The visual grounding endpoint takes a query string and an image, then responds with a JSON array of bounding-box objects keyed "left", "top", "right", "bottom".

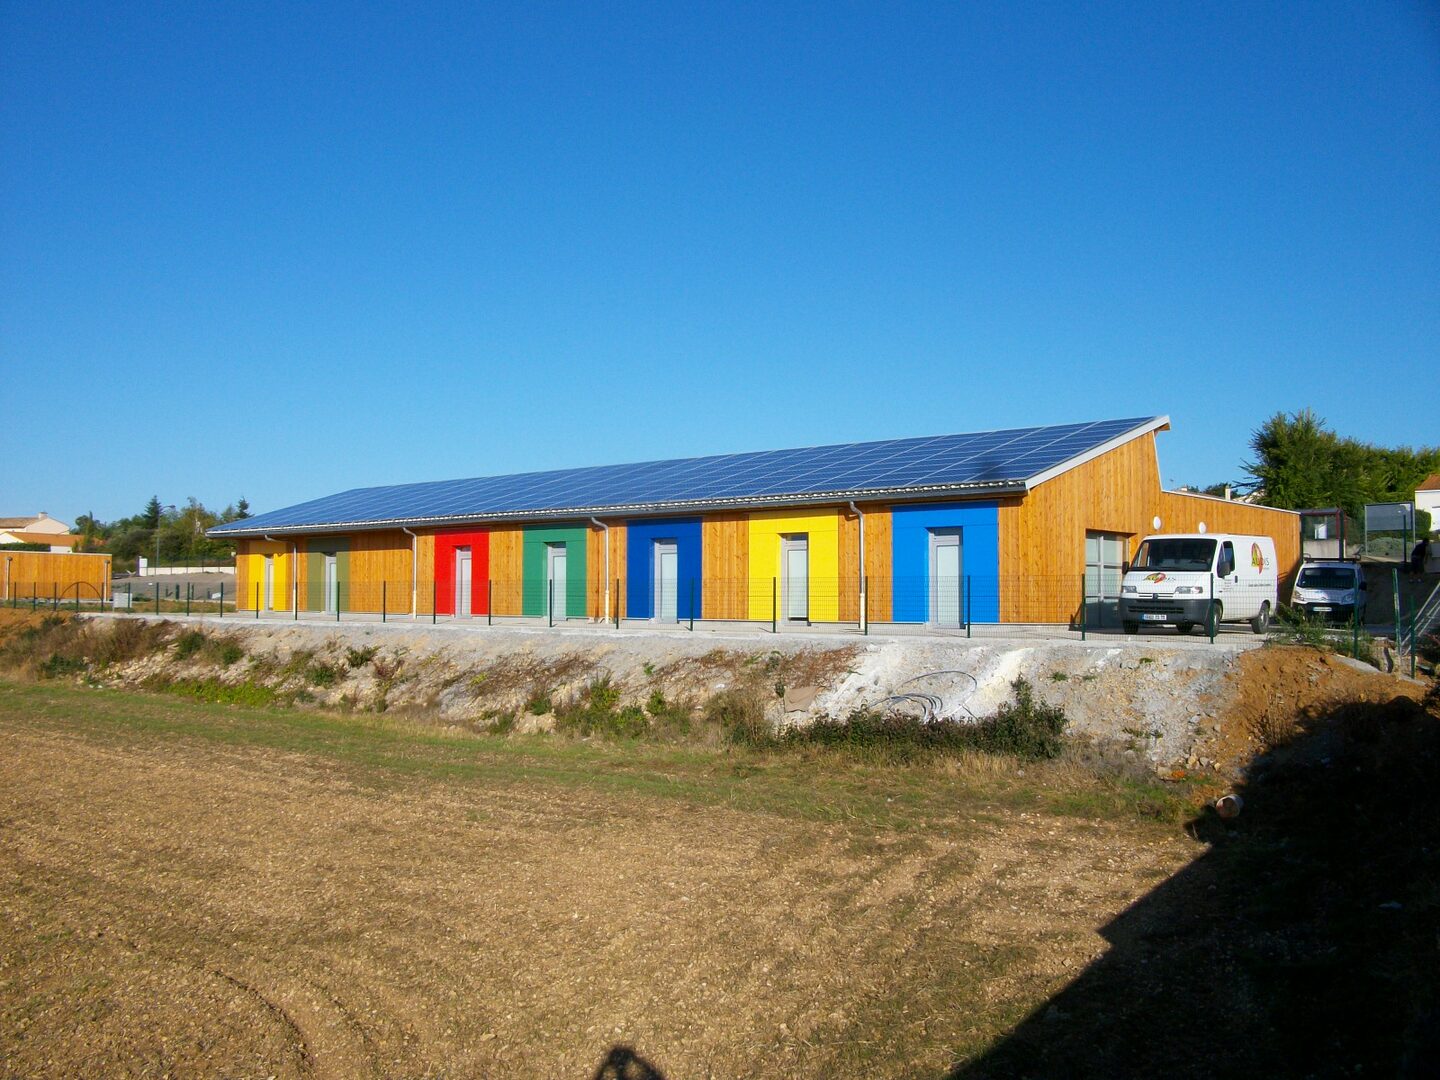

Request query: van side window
[{"left": 1219, "top": 541, "right": 1235, "bottom": 576}]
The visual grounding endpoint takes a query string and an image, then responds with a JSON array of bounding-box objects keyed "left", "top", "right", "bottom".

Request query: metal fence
[
  {"left": 3, "top": 580, "right": 232, "bottom": 615},
  {"left": 203, "top": 574, "right": 1262, "bottom": 640},
  {"left": 21, "top": 574, "right": 1409, "bottom": 647}
]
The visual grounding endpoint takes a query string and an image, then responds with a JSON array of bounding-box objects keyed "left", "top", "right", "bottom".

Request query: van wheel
[
  {"left": 1176, "top": 622, "right": 1195, "bottom": 635},
  {"left": 1250, "top": 602, "right": 1271, "bottom": 634},
  {"left": 1123, "top": 621, "right": 1139, "bottom": 635},
  {"left": 1206, "top": 602, "right": 1223, "bottom": 636}
]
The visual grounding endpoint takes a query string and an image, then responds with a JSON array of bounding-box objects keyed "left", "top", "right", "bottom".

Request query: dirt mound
[{"left": 1198, "top": 647, "right": 1430, "bottom": 775}]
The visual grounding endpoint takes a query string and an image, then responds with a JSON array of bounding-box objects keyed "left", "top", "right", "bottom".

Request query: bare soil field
[
  {"left": 2, "top": 614, "right": 1436, "bottom": 1078},
  {"left": 0, "top": 680, "right": 1189, "bottom": 1079}
]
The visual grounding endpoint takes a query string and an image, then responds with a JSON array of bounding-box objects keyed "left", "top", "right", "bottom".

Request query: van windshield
[
  {"left": 1131, "top": 538, "right": 1216, "bottom": 573},
  {"left": 1298, "top": 566, "right": 1356, "bottom": 589}
]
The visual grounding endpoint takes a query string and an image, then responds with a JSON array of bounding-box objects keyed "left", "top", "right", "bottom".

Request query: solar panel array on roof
[{"left": 212, "top": 416, "right": 1164, "bottom": 535}]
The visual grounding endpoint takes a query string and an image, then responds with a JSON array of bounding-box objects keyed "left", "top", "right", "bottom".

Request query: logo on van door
[
  {"left": 1143, "top": 572, "right": 1168, "bottom": 583},
  {"left": 1251, "top": 543, "right": 1265, "bottom": 572}
]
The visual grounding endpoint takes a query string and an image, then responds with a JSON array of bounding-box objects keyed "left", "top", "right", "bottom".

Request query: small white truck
[{"left": 1119, "top": 533, "right": 1279, "bottom": 635}]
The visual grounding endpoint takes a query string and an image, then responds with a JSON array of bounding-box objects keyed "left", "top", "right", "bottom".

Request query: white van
[
  {"left": 1290, "top": 559, "right": 1367, "bottom": 623},
  {"left": 1119, "top": 533, "right": 1279, "bottom": 635}
]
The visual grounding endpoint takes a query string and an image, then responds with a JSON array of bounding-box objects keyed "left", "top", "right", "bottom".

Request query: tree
[
  {"left": 1242, "top": 411, "right": 1440, "bottom": 521},
  {"left": 73, "top": 511, "right": 105, "bottom": 553},
  {"left": 142, "top": 495, "right": 162, "bottom": 530},
  {"left": 236, "top": 497, "right": 250, "bottom": 519}
]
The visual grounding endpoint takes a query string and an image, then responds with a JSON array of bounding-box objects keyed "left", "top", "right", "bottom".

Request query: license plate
[
  {"left": 1141, "top": 613, "right": 1167, "bottom": 621},
  {"left": 1313, "top": 606, "right": 1332, "bottom": 612}
]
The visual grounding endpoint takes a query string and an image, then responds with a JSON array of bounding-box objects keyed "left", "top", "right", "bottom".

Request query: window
[
  {"left": 1085, "top": 531, "right": 1127, "bottom": 601},
  {"left": 1131, "top": 537, "right": 1216, "bottom": 573}
]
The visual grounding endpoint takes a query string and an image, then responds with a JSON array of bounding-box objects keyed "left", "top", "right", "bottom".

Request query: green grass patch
[
  {"left": 0, "top": 678, "right": 1192, "bottom": 830},
  {"left": 158, "top": 677, "right": 282, "bottom": 708}
]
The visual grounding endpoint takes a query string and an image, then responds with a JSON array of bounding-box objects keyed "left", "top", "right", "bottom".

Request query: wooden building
[{"left": 213, "top": 417, "right": 1300, "bottom": 627}]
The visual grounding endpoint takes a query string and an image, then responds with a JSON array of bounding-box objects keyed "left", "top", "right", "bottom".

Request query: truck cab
[{"left": 1119, "top": 533, "right": 1279, "bottom": 635}]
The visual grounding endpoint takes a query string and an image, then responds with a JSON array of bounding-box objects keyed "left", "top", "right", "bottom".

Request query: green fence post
[
  {"left": 293, "top": 579, "right": 298, "bottom": 620},
  {"left": 153, "top": 581, "right": 159, "bottom": 611},
  {"left": 1392, "top": 568, "right": 1401, "bottom": 654},
  {"left": 255, "top": 583, "right": 260, "bottom": 619},
  {"left": 614, "top": 578, "right": 620, "bottom": 629},
  {"left": 863, "top": 574, "right": 869, "bottom": 636},
  {"left": 336, "top": 581, "right": 341, "bottom": 622},
  {"left": 772, "top": 577, "right": 777, "bottom": 634},
  {"left": 432, "top": 579, "right": 437, "bottom": 625},
  {"left": 1080, "top": 577, "right": 1087, "bottom": 641},
  {"left": 218, "top": 581, "right": 223, "bottom": 618},
  {"left": 1410, "top": 598, "right": 1418, "bottom": 679},
  {"left": 31, "top": 582, "right": 37, "bottom": 612},
  {"left": 957, "top": 570, "right": 963, "bottom": 635},
  {"left": 52, "top": 582, "right": 58, "bottom": 612},
  {"left": 185, "top": 582, "right": 191, "bottom": 617},
  {"left": 73, "top": 584, "right": 79, "bottom": 613},
  {"left": 488, "top": 580, "right": 493, "bottom": 626},
  {"left": 382, "top": 581, "right": 387, "bottom": 623},
  {"left": 966, "top": 576, "right": 972, "bottom": 639},
  {"left": 548, "top": 579, "right": 554, "bottom": 628},
  {"left": 1209, "top": 573, "right": 1216, "bottom": 643},
  {"left": 689, "top": 579, "right": 695, "bottom": 631}
]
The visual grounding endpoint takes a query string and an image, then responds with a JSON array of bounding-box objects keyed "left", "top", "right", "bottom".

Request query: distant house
[
  {"left": 0, "top": 512, "right": 81, "bottom": 552},
  {"left": 1416, "top": 474, "right": 1440, "bottom": 532}
]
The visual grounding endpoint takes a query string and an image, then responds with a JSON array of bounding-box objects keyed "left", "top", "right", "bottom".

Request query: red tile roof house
[{"left": 0, "top": 513, "right": 81, "bottom": 552}]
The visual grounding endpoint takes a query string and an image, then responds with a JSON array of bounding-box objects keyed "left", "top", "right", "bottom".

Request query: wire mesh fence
[
  {"left": 198, "top": 574, "right": 1273, "bottom": 639},
  {"left": 2, "top": 573, "right": 1324, "bottom": 642},
  {"left": 2, "top": 580, "right": 235, "bottom": 615}
]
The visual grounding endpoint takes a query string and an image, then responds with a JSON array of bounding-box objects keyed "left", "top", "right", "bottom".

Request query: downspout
[
  {"left": 590, "top": 517, "right": 609, "bottom": 622},
  {"left": 848, "top": 502, "right": 866, "bottom": 632},
  {"left": 402, "top": 527, "right": 418, "bottom": 619}
]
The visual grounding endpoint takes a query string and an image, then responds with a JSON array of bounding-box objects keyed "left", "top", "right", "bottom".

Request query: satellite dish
[
  {"left": 1152, "top": 516, "right": 1162, "bottom": 530},
  {"left": 1197, "top": 521, "right": 1208, "bottom": 534}
]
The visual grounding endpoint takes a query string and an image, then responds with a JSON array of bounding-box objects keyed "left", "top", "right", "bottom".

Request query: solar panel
[{"left": 212, "top": 417, "right": 1163, "bottom": 534}]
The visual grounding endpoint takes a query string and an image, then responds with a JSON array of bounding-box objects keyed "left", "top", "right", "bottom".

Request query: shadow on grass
[{"left": 951, "top": 688, "right": 1440, "bottom": 1079}]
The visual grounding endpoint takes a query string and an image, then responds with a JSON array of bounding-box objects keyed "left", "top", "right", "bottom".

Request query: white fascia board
[
  {"left": 1023, "top": 416, "right": 1172, "bottom": 491},
  {"left": 1163, "top": 488, "right": 1301, "bottom": 514}
]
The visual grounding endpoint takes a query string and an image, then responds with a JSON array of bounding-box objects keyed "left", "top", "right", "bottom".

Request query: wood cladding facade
[
  {"left": 487, "top": 528, "right": 524, "bottom": 616},
  {"left": 2, "top": 550, "right": 111, "bottom": 601},
  {"left": 587, "top": 522, "right": 629, "bottom": 620},
  {"left": 227, "top": 430, "right": 1299, "bottom": 624},
  {"left": 701, "top": 513, "right": 748, "bottom": 620},
  {"left": 349, "top": 531, "right": 414, "bottom": 613}
]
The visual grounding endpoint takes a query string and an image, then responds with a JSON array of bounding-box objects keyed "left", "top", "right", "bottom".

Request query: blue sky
[{"left": 3, "top": 1, "right": 1436, "bottom": 524}]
